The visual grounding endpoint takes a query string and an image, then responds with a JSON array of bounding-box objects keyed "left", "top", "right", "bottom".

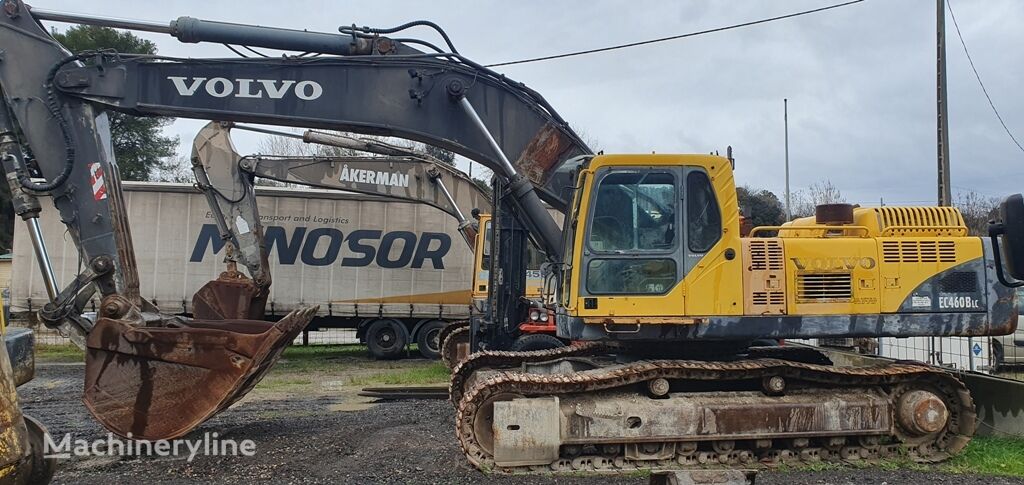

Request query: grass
[
  {"left": 944, "top": 436, "right": 1024, "bottom": 477},
  {"left": 34, "top": 343, "right": 84, "bottom": 363},
  {"left": 254, "top": 344, "right": 450, "bottom": 393},
  {"left": 349, "top": 362, "right": 451, "bottom": 386},
  {"left": 784, "top": 437, "right": 1024, "bottom": 478}
]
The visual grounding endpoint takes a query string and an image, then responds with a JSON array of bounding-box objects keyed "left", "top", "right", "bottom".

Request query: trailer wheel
[
  {"left": 416, "top": 320, "right": 447, "bottom": 360},
  {"left": 511, "top": 333, "right": 565, "bottom": 352},
  {"left": 366, "top": 319, "right": 409, "bottom": 360}
]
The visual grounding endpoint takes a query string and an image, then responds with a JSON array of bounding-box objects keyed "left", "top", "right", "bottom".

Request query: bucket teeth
[{"left": 83, "top": 306, "right": 317, "bottom": 440}]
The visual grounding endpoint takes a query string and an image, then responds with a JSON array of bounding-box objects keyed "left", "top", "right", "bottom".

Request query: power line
[
  {"left": 484, "top": 0, "right": 865, "bottom": 68},
  {"left": 946, "top": 0, "right": 1024, "bottom": 154}
]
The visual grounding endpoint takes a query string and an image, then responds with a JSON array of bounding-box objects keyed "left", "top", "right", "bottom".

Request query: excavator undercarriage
[{"left": 452, "top": 346, "right": 974, "bottom": 473}]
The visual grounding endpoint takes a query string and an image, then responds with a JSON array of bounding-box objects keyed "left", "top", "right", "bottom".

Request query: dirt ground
[{"left": 16, "top": 351, "right": 1024, "bottom": 485}]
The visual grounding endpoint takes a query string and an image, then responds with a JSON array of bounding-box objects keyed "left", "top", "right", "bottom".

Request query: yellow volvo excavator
[
  {"left": 450, "top": 154, "right": 1021, "bottom": 472},
  {"left": 0, "top": 3, "right": 1020, "bottom": 479}
]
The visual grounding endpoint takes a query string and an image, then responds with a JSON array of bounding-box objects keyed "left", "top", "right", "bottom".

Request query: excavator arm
[
  {"left": 0, "top": 1, "right": 589, "bottom": 441},
  {"left": 188, "top": 120, "right": 489, "bottom": 314},
  {"left": 193, "top": 121, "right": 487, "bottom": 257}
]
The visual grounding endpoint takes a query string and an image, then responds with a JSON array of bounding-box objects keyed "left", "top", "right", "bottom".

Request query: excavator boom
[{"left": 0, "top": 1, "right": 589, "bottom": 441}]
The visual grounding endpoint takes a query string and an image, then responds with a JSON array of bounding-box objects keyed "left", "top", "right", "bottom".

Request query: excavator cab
[{"left": 561, "top": 155, "right": 736, "bottom": 322}]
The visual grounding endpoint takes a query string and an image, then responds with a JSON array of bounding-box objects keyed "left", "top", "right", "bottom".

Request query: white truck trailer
[{"left": 10, "top": 182, "right": 475, "bottom": 359}]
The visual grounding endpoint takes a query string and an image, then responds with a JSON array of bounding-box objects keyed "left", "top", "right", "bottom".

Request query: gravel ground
[{"left": 16, "top": 361, "right": 1024, "bottom": 485}]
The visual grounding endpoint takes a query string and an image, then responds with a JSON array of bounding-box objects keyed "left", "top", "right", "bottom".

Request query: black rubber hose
[
  {"left": 17, "top": 52, "right": 99, "bottom": 193},
  {"left": 341, "top": 20, "right": 459, "bottom": 54}
]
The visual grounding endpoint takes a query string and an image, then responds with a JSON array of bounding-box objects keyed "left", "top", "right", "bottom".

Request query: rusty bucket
[
  {"left": 82, "top": 306, "right": 316, "bottom": 440},
  {"left": 191, "top": 271, "right": 269, "bottom": 322}
]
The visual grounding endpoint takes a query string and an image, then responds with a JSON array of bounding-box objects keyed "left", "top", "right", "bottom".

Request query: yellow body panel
[
  {"left": 567, "top": 154, "right": 981, "bottom": 324},
  {"left": 876, "top": 236, "right": 982, "bottom": 312},
  {"left": 782, "top": 237, "right": 881, "bottom": 315}
]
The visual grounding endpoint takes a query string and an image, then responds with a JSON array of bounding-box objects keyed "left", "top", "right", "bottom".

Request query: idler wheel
[{"left": 897, "top": 390, "right": 949, "bottom": 436}]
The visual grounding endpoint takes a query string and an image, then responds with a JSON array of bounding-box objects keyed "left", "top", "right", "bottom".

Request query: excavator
[
  {"left": 0, "top": 1, "right": 1022, "bottom": 477},
  {"left": 189, "top": 121, "right": 562, "bottom": 364},
  {"left": 191, "top": 121, "right": 487, "bottom": 360}
]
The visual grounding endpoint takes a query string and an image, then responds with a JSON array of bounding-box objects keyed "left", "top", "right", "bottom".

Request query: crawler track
[
  {"left": 439, "top": 321, "right": 470, "bottom": 370},
  {"left": 448, "top": 341, "right": 610, "bottom": 405},
  {"left": 455, "top": 358, "right": 975, "bottom": 474}
]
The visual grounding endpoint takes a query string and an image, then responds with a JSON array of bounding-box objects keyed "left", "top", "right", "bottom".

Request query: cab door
[{"left": 576, "top": 167, "right": 686, "bottom": 318}]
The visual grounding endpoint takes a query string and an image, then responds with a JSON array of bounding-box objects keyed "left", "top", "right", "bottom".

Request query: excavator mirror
[{"left": 990, "top": 194, "right": 1024, "bottom": 284}]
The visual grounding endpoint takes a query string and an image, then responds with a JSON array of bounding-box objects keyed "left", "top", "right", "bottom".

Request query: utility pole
[
  {"left": 936, "top": 0, "right": 952, "bottom": 206},
  {"left": 784, "top": 98, "right": 792, "bottom": 220}
]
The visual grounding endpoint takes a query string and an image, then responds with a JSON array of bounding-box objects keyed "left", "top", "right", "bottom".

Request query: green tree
[
  {"left": 736, "top": 186, "right": 785, "bottom": 228},
  {"left": 954, "top": 190, "right": 1000, "bottom": 236},
  {"left": 51, "top": 25, "right": 178, "bottom": 181},
  {"left": 471, "top": 177, "right": 491, "bottom": 196},
  {"left": 424, "top": 144, "right": 456, "bottom": 166}
]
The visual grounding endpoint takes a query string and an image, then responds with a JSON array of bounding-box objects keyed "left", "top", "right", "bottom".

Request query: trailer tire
[
  {"left": 366, "top": 319, "right": 409, "bottom": 360},
  {"left": 416, "top": 320, "right": 447, "bottom": 360},
  {"left": 511, "top": 333, "right": 565, "bottom": 352}
]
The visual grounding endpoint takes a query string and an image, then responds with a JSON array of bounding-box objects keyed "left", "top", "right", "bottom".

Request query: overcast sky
[{"left": 36, "top": 0, "right": 1024, "bottom": 206}]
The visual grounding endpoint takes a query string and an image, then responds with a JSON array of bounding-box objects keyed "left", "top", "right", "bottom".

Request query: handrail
[{"left": 749, "top": 225, "right": 871, "bottom": 238}]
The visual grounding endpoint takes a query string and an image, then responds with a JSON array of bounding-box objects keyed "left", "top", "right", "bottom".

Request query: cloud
[{"left": 40, "top": 0, "right": 1024, "bottom": 204}]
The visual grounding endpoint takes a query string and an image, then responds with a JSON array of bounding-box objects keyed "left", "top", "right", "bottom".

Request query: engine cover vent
[
  {"left": 752, "top": 291, "right": 785, "bottom": 306},
  {"left": 743, "top": 239, "right": 786, "bottom": 315},
  {"left": 881, "top": 240, "right": 956, "bottom": 263},
  {"left": 748, "top": 239, "right": 784, "bottom": 270},
  {"left": 796, "top": 273, "right": 853, "bottom": 302},
  {"left": 874, "top": 207, "right": 967, "bottom": 236}
]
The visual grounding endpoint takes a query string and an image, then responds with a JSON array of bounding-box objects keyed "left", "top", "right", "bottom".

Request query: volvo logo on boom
[
  {"left": 791, "top": 256, "right": 876, "bottom": 271},
  {"left": 168, "top": 77, "right": 324, "bottom": 100}
]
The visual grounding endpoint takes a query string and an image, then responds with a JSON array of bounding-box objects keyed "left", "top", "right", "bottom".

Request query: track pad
[{"left": 82, "top": 306, "right": 316, "bottom": 440}]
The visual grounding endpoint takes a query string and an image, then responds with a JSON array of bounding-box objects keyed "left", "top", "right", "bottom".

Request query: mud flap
[{"left": 83, "top": 306, "right": 317, "bottom": 440}]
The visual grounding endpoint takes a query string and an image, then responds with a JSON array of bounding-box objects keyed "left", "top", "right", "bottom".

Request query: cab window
[
  {"left": 480, "top": 219, "right": 543, "bottom": 271},
  {"left": 588, "top": 171, "right": 676, "bottom": 252},
  {"left": 686, "top": 170, "right": 721, "bottom": 253},
  {"left": 585, "top": 170, "right": 678, "bottom": 295},
  {"left": 587, "top": 258, "right": 677, "bottom": 294},
  {"left": 480, "top": 221, "right": 492, "bottom": 270}
]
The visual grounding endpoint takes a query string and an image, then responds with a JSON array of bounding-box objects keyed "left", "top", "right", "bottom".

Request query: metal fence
[
  {"left": 812, "top": 333, "right": 1024, "bottom": 380},
  {"left": 28, "top": 323, "right": 1024, "bottom": 380},
  {"left": 28, "top": 324, "right": 362, "bottom": 347}
]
